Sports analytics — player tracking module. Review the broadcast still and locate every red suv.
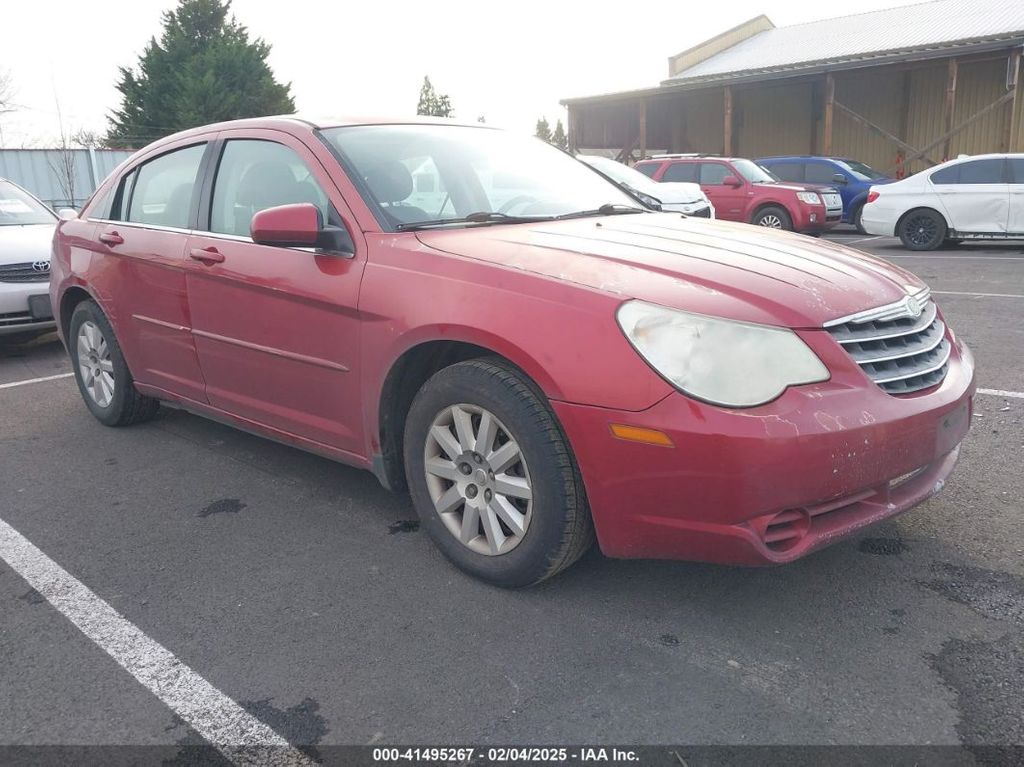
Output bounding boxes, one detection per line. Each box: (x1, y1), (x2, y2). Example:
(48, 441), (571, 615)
(635, 155), (843, 233)
(51, 117), (973, 586)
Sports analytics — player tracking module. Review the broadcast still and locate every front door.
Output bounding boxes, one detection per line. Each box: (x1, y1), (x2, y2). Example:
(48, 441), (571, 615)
(1008, 158), (1024, 234)
(698, 162), (748, 221)
(184, 131), (366, 454)
(931, 158), (1010, 234)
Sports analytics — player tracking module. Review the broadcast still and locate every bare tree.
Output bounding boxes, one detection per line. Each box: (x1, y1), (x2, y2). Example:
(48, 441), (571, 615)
(48, 94), (78, 206)
(71, 128), (105, 149)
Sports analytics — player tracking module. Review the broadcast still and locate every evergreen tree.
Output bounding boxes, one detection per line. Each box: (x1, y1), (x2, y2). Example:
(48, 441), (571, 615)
(107, 0), (294, 148)
(416, 76), (454, 117)
(535, 117), (551, 142)
(552, 119), (568, 150)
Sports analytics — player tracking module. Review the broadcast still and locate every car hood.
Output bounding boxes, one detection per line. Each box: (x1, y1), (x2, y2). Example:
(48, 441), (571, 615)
(0, 224), (56, 265)
(648, 181), (705, 205)
(415, 214), (925, 328)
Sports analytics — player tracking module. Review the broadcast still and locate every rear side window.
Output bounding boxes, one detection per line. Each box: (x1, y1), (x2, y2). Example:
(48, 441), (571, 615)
(768, 162), (803, 182)
(634, 162), (661, 178)
(698, 163), (730, 185)
(932, 159), (1006, 185)
(1009, 159), (1024, 183)
(662, 163), (698, 182)
(209, 140), (329, 237)
(126, 144), (207, 228)
(804, 163), (836, 184)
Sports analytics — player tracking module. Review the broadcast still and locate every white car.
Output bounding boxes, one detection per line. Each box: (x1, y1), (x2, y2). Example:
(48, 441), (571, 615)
(861, 153), (1024, 250)
(0, 178), (58, 340)
(577, 155), (715, 218)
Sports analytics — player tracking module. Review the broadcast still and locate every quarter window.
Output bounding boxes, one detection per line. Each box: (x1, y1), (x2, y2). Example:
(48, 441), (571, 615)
(126, 144), (207, 228)
(662, 163), (698, 183)
(210, 140), (330, 237)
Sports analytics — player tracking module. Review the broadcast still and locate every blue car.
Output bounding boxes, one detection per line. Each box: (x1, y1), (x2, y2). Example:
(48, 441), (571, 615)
(756, 156), (893, 233)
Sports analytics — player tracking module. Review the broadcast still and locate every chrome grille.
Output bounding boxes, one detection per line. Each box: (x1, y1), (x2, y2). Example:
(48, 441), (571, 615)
(0, 262), (50, 283)
(825, 291), (950, 395)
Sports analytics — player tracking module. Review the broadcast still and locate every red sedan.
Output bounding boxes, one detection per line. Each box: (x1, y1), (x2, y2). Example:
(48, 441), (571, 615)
(50, 117), (974, 586)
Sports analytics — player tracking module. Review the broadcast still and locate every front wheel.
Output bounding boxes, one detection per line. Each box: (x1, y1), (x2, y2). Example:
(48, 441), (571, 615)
(403, 358), (594, 587)
(69, 299), (159, 426)
(753, 206), (792, 231)
(898, 209), (946, 251)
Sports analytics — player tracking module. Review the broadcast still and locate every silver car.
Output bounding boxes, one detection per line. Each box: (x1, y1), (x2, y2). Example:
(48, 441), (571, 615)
(0, 178), (57, 340)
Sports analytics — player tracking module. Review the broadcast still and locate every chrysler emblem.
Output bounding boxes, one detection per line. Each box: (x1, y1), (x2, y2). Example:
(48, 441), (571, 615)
(904, 295), (922, 319)
(32, 260), (50, 273)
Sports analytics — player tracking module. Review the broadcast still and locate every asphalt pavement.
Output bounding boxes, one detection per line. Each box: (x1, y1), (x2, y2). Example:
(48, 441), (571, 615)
(1, 232), (1022, 762)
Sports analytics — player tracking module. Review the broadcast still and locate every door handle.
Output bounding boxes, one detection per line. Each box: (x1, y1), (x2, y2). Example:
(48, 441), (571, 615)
(189, 247), (225, 264)
(98, 231), (124, 246)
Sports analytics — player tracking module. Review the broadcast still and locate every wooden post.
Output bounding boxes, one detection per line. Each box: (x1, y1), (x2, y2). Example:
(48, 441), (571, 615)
(810, 81), (820, 155)
(567, 106), (578, 153)
(823, 73), (835, 156)
(943, 58), (959, 160)
(1006, 49), (1021, 153)
(723, 86), (733, 155)
(638, 100), (647, 160)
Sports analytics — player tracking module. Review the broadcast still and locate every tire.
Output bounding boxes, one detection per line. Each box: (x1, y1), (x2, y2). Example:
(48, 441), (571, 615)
(898, 208), (946, 251)
(752, 205), (792, 231)
(852, 203), (867, 234)
(69, 299), (159, 427)
(403, 357), (594, 587)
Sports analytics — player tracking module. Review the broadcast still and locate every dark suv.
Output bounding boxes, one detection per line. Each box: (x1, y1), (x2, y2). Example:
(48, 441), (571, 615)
(635, 155), (842, 234)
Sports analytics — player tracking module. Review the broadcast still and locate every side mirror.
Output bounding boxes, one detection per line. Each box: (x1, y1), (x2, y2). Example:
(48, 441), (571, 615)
(58, 208), (78, 221)
(831, 173), (849, 185)
(723, 175), (742, 188)
(250, 203), (354, 255)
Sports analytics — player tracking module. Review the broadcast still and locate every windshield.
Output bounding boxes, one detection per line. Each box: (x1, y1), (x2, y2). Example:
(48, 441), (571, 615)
(0, 181), (56, 226)
(734, 160), (778, 184)
(320, 125), (641, 230)
(836, 159), (887, 181)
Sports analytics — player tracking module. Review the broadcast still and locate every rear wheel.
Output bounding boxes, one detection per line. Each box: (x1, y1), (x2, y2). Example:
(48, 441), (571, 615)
(403, 358), (593, 587)
(753, 206), (792, 231)
(898, 209), (946, 251)
(69, 300), (159, 426)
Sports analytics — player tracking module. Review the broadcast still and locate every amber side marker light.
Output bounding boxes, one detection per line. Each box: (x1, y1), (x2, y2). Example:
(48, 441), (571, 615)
(609, 424), (675, 447)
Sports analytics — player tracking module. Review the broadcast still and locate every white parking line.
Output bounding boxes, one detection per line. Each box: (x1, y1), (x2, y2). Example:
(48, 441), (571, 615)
(977, 388), (1024, 400)
(932, 290), (1024, 299)
(0, 516), (314, 766)
(886, 254), (1024, 260)
(0, 372), (74, 390)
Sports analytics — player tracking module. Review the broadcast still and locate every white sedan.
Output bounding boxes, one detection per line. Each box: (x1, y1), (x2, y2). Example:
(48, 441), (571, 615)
(577, 155), (715, 218)
(861, 153), (1024, 250)
(0, 178), (58, 340)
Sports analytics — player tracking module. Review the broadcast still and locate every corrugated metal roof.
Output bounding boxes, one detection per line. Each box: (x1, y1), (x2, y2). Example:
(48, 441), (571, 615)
(665, 0), (1024, 85)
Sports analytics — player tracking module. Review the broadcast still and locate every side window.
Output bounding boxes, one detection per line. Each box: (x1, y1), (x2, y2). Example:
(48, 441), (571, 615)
(804, 163), (836, 184)
(932, 160), (1005, 185)
(662, 163), (698, 182)
(1009, 159), (1024, 183)
(769, 162), (803, 182)
(699, 163), (730, 185)
(634, 162), (661, 179)
(957, 159), (1005, 184)
(126, 144), (206, 228)
(210, 140), (330, 237)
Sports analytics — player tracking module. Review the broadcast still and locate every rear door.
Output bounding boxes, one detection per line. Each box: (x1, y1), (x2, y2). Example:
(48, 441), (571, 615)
(90, 140), (212, 402)
(930, 158), (1010, 234)
(184, 130), (367, 454)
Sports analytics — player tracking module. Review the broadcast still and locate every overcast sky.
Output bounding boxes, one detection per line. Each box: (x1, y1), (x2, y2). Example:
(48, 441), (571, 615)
(1, 0), (927, 147)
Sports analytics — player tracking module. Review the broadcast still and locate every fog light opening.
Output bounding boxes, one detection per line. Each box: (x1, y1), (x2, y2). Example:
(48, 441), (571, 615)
(763, 509), (811, 553)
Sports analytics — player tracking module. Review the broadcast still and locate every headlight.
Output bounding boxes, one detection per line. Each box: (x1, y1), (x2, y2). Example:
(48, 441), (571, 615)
(796, 192), (821, 205)
(616, 300), (829, 407)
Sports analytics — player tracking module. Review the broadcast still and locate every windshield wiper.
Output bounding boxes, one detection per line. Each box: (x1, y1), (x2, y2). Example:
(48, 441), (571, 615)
(396, 211), (554, 231)
(554, 203), (646, 220)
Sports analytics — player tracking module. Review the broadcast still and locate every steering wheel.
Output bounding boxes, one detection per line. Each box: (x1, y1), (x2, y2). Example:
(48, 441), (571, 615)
(498, 195), (539, 215)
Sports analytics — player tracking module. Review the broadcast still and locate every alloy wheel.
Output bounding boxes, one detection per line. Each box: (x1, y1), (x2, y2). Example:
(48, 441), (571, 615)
(77, 320), (115, 408)
(423, 403), (533, 556)
(758, 214), (783, 228)
(905, 214), (938, 248)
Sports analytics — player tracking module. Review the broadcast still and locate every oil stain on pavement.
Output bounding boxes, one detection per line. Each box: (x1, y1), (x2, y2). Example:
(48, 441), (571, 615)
(197, 498), (247, 518)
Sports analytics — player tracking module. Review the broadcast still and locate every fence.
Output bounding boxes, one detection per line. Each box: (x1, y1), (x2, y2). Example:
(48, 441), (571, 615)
(0, 148), (133, 210)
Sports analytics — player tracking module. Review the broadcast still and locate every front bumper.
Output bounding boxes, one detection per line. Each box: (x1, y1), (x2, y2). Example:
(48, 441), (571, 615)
(552, 338), (974, 565)
(0, 279), (55, 336)
(793, 204), (841, 232)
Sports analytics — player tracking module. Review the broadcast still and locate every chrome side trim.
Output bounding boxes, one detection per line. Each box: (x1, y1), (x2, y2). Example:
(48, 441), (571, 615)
(191, 328), (350, 372)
